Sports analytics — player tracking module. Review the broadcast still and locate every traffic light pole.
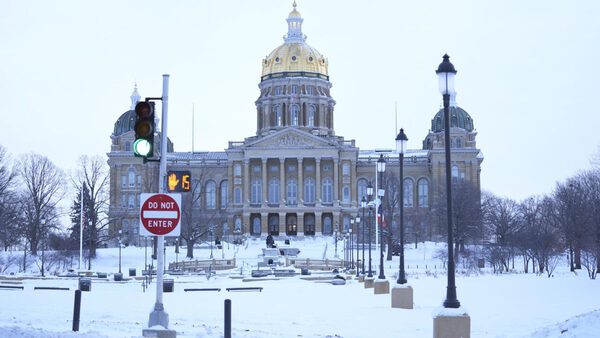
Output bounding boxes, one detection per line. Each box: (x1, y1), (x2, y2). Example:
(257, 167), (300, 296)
(147, 74), (171, 331)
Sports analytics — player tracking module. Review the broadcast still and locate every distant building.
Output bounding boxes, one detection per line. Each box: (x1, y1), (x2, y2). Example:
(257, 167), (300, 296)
(107, 3), (483, 245)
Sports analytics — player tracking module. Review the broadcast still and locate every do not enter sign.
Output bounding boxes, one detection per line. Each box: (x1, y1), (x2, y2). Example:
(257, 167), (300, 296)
(139, 193), (182, 236)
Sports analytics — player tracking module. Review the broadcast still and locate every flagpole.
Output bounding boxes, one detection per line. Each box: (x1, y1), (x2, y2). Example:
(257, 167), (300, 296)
(79, 183), (83, 271)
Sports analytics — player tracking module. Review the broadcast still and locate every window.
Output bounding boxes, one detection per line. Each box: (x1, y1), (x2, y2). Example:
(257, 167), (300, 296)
(275, 106), (282, 126)
(269, 178), (280, 204)
(220, 181), (228, 209)
(137, 175), (141, 187)
(342, 186), (350, 203)
(252, 165), (261, 173)
(123, 220), (129, 235)
(269, 214), (279, 235)
(304, 177), (315, 204)
(323, 164), (332, 171)
(128, 195), (135, 209)
(307, 87), (313, 95)
(291, 86), (298, 94)
(128, 169), (135, 187)
(234, 164), (242, 176)
(252, 215), (261, 235)
(234, 187), (242, 204)
(418, 179), (429, 207)
(287, 178), (297, 205)
(307, 105), (315, 126)
(343, 216), (350, 232)
(322, 178), (333, 204)
(270, 165), (278, 172)
(403, 179), (414, 207)
(323, 214), (333, 234)
(286, 214), (297, 236)
(205, 181), (216, 209)
(304, 214), (315, 235)
(287, 164), (296, 172)
(275, 87), (282, 95)
(342, 163), (350, 176)
(456, 138), (462, 148)
(222, 222), (229, 236)
(305, 164), (314, 172)
(357, 179), (367, 202)
(125, 142), (131, 151)
(452, 166), (459, 184)
(121, 175), (126, 188)
(122, 194), (126, 207)
(251, 179), (262, 204)
(234, 218), (242, 233)
(291, 105), (299, 126)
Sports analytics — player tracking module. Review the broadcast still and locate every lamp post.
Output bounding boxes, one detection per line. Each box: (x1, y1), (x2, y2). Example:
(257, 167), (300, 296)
(209, 230), (214, 259)
(334, 222), (339, 258)
(437, 54), (460, 308)
(118, 229), (122, 274)
(355, 213), (361, 277)
(41, 218), (46, 277)
(350, 218), (354, 269)
(366, 182), (374, 277)
(360, 197), (366, 275)
(87, 219), (92, 271)
(376, 154), (386, 280)
(396, 128), (408, 284)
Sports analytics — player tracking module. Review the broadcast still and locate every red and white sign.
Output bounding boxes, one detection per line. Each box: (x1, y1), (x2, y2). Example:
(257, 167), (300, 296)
(139, 193), (182, 236)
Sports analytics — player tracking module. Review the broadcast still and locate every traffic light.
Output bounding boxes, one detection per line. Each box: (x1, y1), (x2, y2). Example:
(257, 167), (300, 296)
(133, 101), (155, 157)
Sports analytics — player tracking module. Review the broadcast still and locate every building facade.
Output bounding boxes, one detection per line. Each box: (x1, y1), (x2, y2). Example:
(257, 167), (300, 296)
(107, 3), (483, 246)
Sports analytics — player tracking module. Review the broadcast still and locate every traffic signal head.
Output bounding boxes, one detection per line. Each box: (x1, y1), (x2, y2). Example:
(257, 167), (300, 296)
(133, 101), (155, 157)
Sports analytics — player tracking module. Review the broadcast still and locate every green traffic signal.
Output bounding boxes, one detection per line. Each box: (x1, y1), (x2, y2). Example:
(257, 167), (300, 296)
(133, 139), (152, 157)
(133, 101), (155, 158)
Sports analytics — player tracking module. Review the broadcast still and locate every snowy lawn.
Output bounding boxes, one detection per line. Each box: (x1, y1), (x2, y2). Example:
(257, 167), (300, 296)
(0, 239), (598, 337)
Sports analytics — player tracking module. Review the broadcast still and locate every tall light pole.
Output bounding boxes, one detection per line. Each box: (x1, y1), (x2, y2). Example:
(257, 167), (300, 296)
(437, 54), (460, 308)
(355, 213), (361, 277)
(396, 128), (408, 284)
(360, 197), (366, 275)
(41, 218), (46, 277)
(366, 182), (374, 277)
(118, 229), (122, 274)
(350, 218), (354, 269)
(376, 154), (386, 280)
(334, 222), (339, 258)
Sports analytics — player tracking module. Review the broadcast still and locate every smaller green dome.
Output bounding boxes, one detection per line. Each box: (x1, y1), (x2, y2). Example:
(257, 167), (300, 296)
(431, 106), (474, 132)
(113, 110), (136, 136)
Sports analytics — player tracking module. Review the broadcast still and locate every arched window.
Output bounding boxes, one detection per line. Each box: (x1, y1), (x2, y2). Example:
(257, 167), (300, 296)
(275, 105), (282, 126)
(128, 169), (135, 187)
(205, 181), (216, 209)
(323, 214), (333, 234)
(291, 105), (299, 126)
(357, 179), (367, 202)
(128, 195), (135, 209)
(343, 163), (350, 176)
(418, 179), (429, 207)
(286, 214), (297, 236)
(251, 179), (262, 204)
(342, 186), (350, 203)
(234, 218), (242, 233)
(268, 178), (279, 204)
(121, 175), (126, 188)
(220, 181), (228, 209)
(304, 177), (315, 204)
(343, 216), (350, 231)
(252, 216), (261, 235)
(269, 214), (279, 235)
(287, 178), (297, 205)
(452, 165), (459, 184)
(304, 214), (315, 235)
(322, 178), (333, 204)
(404, 179), (414, 207)
(307, 105), (315, 126)
(234, 187), (242, 204)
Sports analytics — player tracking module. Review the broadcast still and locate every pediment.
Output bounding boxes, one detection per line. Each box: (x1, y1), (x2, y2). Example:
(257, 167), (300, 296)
(244, 129), (336, 149)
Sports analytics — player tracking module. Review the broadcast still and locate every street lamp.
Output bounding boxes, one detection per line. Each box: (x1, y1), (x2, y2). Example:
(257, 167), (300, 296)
(366, 182), (374, 278)
(209, 230), (214, 259)
(376, 154), (386, 280)
(355, 213), (361, 277)
(436, 54), (460, 308)
(118, 229), (122, 274)
(360, 197), (367, 275)
(350, 218), (354, 270)
(396, 128), (408, 284)
(334, 222), (339, 258)
(41, 218), (46, 277)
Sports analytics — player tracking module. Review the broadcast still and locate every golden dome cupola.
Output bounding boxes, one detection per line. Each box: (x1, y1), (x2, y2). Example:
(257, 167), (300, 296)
(261, 1), (328, 80)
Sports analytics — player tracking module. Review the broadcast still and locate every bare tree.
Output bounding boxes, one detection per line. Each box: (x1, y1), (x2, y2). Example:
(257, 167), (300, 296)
(70, 155), (109, 262)
(17, 154), (63, 255)
(0, 145), (20, 250)
(483, 194), (521, 271)
(381, 172), (399, 261)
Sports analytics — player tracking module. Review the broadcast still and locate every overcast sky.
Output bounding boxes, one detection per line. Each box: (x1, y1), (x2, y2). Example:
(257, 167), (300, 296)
(1, 0), (599, 202)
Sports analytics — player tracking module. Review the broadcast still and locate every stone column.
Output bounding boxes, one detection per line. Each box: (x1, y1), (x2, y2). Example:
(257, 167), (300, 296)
(315, 158), (321, 206)
(242, 213), (250, 234)
(261, 213), (268, 236)
(315, 212), (322, 235)
(298, 158), (304, 205)
(333, 158), (339, 205)
(279, 212), (286, 237)
(243, 159), (250, 207)
(279, 157), (285, 207)
(262, 157), (267, 206)
(350, 160), (357, 207)
(297, 212), (304, 236)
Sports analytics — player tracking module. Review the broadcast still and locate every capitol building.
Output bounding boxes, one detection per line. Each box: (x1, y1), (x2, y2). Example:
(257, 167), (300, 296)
(107, 3), (483, 246)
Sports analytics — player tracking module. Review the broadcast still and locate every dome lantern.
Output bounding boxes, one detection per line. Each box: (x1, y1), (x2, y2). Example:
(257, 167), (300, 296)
(285, 1), (305, 43)
(130, 83), (141, 110)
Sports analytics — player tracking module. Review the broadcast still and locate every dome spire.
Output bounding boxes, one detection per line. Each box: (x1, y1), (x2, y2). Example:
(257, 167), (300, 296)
(130, 83), (141, 110)
(285, 1), (305, 43)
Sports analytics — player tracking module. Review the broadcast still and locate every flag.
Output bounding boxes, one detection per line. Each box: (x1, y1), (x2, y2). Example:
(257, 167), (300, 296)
(378, 204), (386, 227)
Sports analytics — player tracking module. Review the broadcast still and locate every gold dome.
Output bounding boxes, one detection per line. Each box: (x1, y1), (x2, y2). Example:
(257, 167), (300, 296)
(261, 43), (328, 77)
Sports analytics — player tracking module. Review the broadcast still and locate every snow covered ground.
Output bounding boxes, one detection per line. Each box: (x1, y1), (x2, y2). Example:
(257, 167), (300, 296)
(0, 238), (598, 337)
